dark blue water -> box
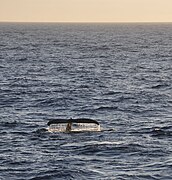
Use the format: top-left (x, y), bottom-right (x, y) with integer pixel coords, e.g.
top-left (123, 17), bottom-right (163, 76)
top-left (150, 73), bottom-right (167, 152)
top-left (0, 23), bottom-right (172, 180)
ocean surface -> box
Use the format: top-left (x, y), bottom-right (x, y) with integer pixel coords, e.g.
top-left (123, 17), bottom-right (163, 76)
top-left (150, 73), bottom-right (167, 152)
top-left (0, 23), bottom-right (172, 180)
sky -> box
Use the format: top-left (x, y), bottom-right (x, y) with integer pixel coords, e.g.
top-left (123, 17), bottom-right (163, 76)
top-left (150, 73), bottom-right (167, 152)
top-left (0, 0), bottom-right (172, 23)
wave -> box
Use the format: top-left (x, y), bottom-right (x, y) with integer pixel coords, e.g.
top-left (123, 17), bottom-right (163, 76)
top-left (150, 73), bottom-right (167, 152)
top-left (151, 83), bottom-right (170, 89)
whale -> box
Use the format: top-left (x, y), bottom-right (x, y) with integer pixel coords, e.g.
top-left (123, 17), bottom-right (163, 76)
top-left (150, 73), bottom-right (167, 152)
top-left (47, 118), bottom-right (100, 132)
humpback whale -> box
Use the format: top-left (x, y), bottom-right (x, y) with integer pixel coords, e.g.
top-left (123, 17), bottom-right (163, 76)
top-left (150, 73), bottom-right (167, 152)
top-left (47, 118), bottom-right (100, 132)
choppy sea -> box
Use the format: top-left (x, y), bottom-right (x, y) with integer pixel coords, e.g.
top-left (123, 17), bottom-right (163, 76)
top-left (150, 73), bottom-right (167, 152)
top-left (0, 23), bottom-right (172, 180)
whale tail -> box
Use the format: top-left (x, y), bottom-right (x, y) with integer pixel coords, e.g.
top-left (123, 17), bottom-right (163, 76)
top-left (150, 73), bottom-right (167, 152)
top-left (47, 118), bottom-right (100, 132)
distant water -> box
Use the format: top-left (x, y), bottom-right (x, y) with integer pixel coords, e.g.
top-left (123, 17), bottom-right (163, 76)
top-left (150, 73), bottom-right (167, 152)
top-left (0, 23), bottom-right (172, 180)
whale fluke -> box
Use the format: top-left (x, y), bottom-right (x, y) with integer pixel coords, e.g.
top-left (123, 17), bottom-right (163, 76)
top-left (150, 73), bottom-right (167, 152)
top-left (47, 118), bottom-right (99, 126)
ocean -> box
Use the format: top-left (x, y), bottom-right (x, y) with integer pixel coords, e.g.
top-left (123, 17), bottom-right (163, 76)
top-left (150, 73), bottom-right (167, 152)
top-left (0, 23), bottom-right (172, 179)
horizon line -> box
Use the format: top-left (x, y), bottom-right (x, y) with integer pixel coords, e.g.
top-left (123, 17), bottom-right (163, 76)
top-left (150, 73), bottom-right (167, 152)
top-left (0, 21), bottom-right (172, 24)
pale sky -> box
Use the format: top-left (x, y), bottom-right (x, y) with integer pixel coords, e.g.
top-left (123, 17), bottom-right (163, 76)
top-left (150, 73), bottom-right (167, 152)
top-left (0, 0), bottom-right (172, 22)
